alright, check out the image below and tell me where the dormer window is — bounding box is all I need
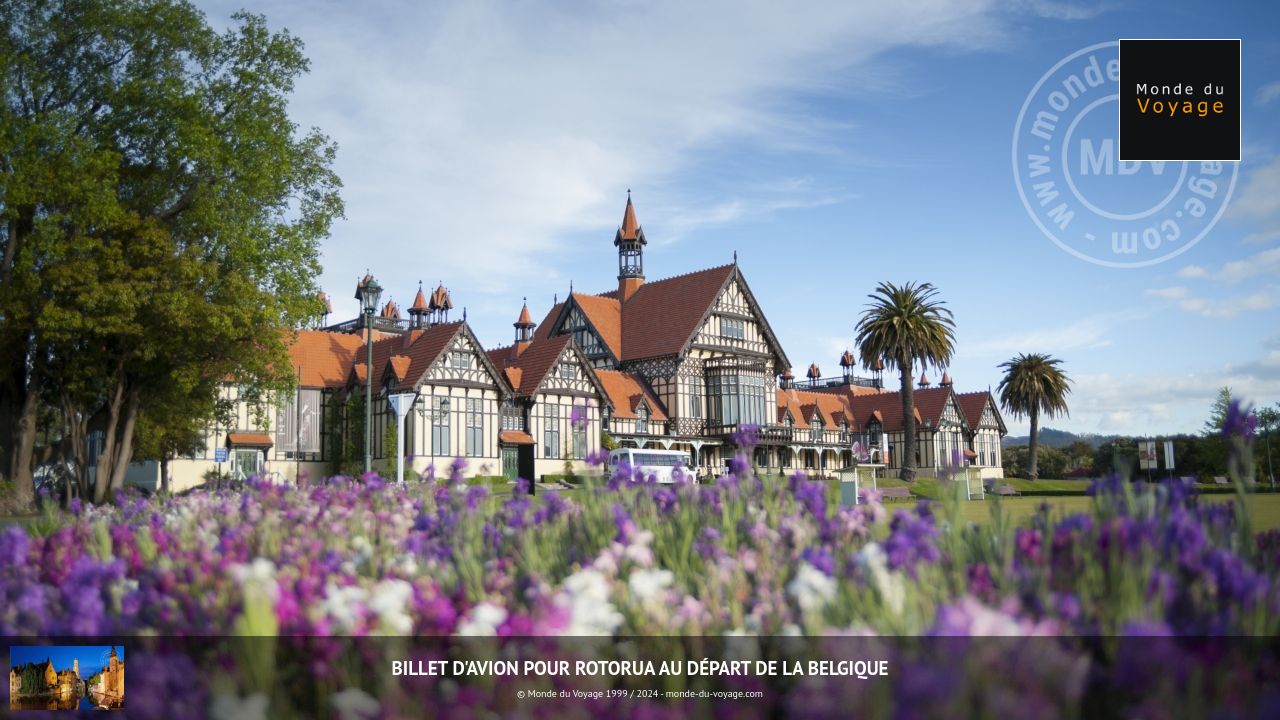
[637,404,649,434]
[811,418,823,443]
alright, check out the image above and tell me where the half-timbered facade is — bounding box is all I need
[124,193,1004,488]
[486,310,608,480]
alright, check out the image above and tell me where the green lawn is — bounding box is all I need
[924,494,1280,531]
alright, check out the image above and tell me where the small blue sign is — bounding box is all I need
[215,448,228,463]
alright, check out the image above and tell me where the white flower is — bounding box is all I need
[317,583,370,633]
[331,687,380,720]
[787,562,836,613]
[211,692,269,720]
[627,568,673,603]
[560,568,622,635]
[857,543,905,615]
[368,579,414,635]
[455,602,508,636]
[231,558,279,602]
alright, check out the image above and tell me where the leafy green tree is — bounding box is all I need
[1203,387,1234,434]
[854,281,955,481]
[997,353,1072,480]
[132,377,231,494]
[0,0,342,506]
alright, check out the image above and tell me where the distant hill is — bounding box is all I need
[1001,427,1122,449]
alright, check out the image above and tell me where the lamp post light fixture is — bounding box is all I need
[418,396,451,478]
[356,275,382,475]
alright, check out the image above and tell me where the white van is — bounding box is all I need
[608,448,698,484]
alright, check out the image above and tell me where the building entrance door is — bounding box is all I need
[233,449,262,480]
[501,446,518,481]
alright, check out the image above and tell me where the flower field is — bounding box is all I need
[3,419,1279,718]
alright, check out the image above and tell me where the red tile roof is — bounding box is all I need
[287,330,365,389]
[620,264,736,360]
[845,386,955,433]
[572,293,622,358]
[955,391,1005,432]
[499,430,535,445]
[488,335,573,396]
[596,369,668,420]
[776,387,855,430]
[227,433,273,447]
[531,264,788,367]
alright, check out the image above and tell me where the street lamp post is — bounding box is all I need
[356,276,382,475]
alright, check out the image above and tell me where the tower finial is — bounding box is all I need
[733,250,738,264]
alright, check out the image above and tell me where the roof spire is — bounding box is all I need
[733,250,738,264]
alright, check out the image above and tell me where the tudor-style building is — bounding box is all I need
[118,193,1003,489]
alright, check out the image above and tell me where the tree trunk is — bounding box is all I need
[1028,408,1040,481]
[899,355,916,482]
[160,453,170,494]
[7,357,41,513]
[93,366,127,503]
[103,390,140,501]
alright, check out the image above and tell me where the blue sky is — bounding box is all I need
[10,645,123,677]
[196,0,1280,437]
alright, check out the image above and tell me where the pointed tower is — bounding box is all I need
[429,282,453,325]
[513,298,535,357]
[615,191,646,302]
[409,282,429,328]
[839,350,855,381]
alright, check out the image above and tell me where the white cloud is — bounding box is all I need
[1228,156,1280,222]
[1257,80,1280,106]
[1016,362,1280,436]
[1218,247,1280,283]
[1244,229,1280,245]
[1176,265,1208,278]
[1144,285,1278,319]
[194,0,1069,319]
[958,311,1138,359]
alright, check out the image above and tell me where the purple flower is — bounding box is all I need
[464,485,488,511]
[1015,528,1042,565]
[1222,398,1258,440]
[731,423,760,449]
[884,508,940,577]
[802,546,836,576]
[570,402,589,430]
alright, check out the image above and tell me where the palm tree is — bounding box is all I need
[997,353,1072,480]
[854,282,955,481]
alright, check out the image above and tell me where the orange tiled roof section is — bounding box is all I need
[487,335,572,396]
[776,387,854,430]
[531,265,737,363]
[621,264,735,360]
[845,386,955,433]
[595,369,669,420]
[288,330,365,389]
[499,430,535,445]
[227,432,273,447]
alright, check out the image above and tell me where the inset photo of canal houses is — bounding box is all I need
[9,645,124,711]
